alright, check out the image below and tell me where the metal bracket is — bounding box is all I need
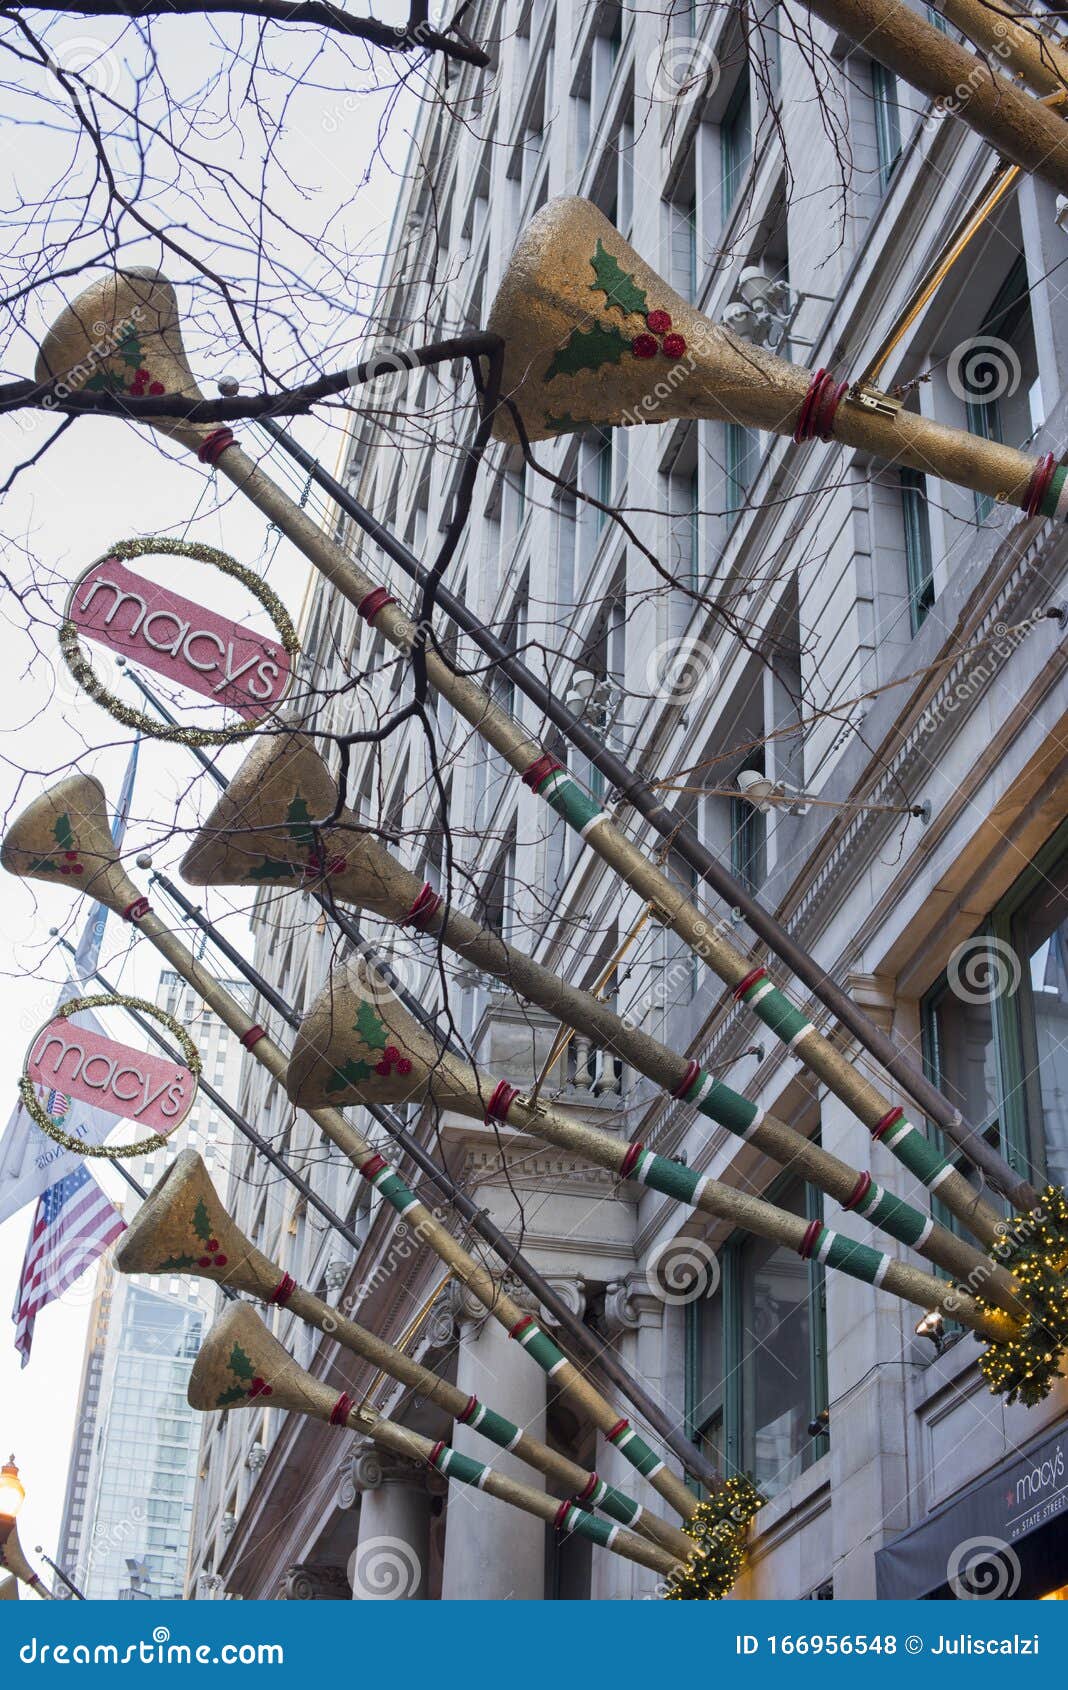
[849,384,902,419]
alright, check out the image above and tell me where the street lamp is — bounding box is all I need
[0,1457,53,1599]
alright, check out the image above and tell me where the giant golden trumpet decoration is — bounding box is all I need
[183,731,1016,1292]
[117,1148,695,1565]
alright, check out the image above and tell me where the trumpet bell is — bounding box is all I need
[0,1575,17,1600]
[115,1149,282,1300]
[188,1300,337,1422]
[286,958,478,1114]
[0,774,136,912]
[179,734,421,923]
[486,197,805,444]
[36,268,216,456]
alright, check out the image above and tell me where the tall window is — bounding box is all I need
[872,62,902,190]
[965,255,1038,522]
[730,786,766,892]
[900,468,934,633]
[687,1177,829,1500]
[922,825,1068,1197]
[726,421,759,527]
[720,72,752,224]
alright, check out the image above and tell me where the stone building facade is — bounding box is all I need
[186,0,1068,1600]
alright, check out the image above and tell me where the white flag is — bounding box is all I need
[0,991,119,1229]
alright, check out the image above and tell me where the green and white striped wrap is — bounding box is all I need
[664,1063,936,1251]
[357,1151,423,1217]
[606,1416,666,1481]
[427,1441,632,1554]
[457,1397,644,1528]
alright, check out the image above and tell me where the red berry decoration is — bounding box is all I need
[375,1060,391,1076]
[631,333,657,360]
[64,851,77,861]
[384,1046,400,1062]
[249,1377,273,1399]
[396,1058,413,1076]
[198,1256,212,1268]
[214,1254,228,1267]
[646,310,672,335]
[148,381,165,395]
[208,1239,219,1251]
[662,333,687,359]
[72,866,84,875]
[135,368,150,381]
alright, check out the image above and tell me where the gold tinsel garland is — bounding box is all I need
[20,992,202,1160]
[978,1184,1068,1406]
[59,537,300,747]
[662,1475,765,1600]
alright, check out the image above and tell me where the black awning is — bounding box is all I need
[876,1416,1068,1599]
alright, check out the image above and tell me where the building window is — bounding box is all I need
[922,824,1068,1196]
[965,254,1039,522]
[687,1177,829,1500]
[872,62,901,190]
[726,422,758,527]
[730,773,766,892]
[900,468,934,633]
[721,72,752,225]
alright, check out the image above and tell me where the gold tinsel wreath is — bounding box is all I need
[59,537,300,747]
[20,992,202,1160]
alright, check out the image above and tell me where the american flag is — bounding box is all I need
[12,1164,125,1367]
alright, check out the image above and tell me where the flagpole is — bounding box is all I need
[256,419,1036,1208]
[33,1550,84,1600]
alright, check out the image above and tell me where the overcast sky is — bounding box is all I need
[0,9,421,1583]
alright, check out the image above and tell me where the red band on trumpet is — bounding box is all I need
[359,1153,387,1182]
[509,1314,535,1342]
[798,1219,823,1261]
[607,1419,630,1445]
[485,1080,519,1123]
[843,1172,872,1213]
[521,753,563,792]
[671,1059,701,1100]
[122,897,150,922]
[240,1025,267,1050]
[198,427,236,466]
[618,1140,645,1180]
[268,1272,296,1306]
[575,1471,600,1504]
[871,1105,904,1142]
[733,967,768,1001]
[402,882,443,931]
[554,1500,572,1532]
[329,1392,354,1426]
[1023,452,1056,519]
[458,1395,479,1424]
[427,1440,446,1470]
[356,586,397,623]
[794,370,847,444]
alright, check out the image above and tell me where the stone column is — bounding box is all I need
[440,1279,548,1601]
[344,1437,433,1601]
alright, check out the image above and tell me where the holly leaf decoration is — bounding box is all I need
[54,814,74,849]
[83,370,125,394]
[215,1385,249,1409]
[27,855,60,874]
[158,1253,200,1273]
[286,795,316,848]
[192,1198,213,1244]
[118,332,144,370]
[228,1342,255,1382]
[355,1001,387,1051]
[326,1057,374,1094]
[545,321,630,382]
[589,240,648,317]
[247,856,298,882]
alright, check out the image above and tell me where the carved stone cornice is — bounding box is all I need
[345,1434,429,1494]
[603,1275,665,1339]
[539,1276,588,1328]
[280,1563,351,1600]
[451,1271,541,1325]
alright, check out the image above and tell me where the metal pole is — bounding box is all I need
[258,418,1035,1206]
[125,679,720,1487]
[34,1550,85,1600]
